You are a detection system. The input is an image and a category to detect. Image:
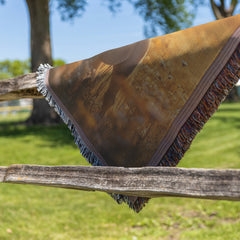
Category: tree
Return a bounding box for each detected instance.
[210,0,238,19]
[25,0,57,124]
[1,0,202,124]
[2,0,237,124]
[106,0,204,36]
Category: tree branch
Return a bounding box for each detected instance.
[0,73,43,102]
[1,164,240,200]
[220,0,225,9]
[229,0,238,15]
[210,0,237,19]
[210,0,222,19]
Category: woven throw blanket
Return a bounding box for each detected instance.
[37,15,240,212]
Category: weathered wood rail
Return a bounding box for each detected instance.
[0,73,240,202]
[0,73,42,101]
[1,164,240,200]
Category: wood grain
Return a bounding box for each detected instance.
[1,164,240,200]
[0,73,43,101]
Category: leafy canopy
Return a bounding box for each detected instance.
[56,0,205,36]
[0,0,205,36]
[0,59,65,80]
[3,0,240,38]
[55,0,240,36]
[106,0,205,36]
[0,60,29,79]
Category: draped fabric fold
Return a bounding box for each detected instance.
[37,14,240,212]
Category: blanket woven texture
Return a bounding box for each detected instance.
[37,15,240,212]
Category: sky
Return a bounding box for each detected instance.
[0,1,216,64]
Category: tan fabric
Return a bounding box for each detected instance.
[46,14,240,168]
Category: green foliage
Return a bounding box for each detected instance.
[105,0,205,36]
[56,0,88,20]
[2,0,240,37]
[0,59,65,80]
[0,60,30,79]
[0,72,11,80]
[55,0,205,36]
[3,0,233,38]
[0,103,239,239]
[132,0,204,36]
[53,58,66,67]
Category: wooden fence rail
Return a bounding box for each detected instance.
[0,73,240,202]
[1,164,240,200]
[0,73,42,101]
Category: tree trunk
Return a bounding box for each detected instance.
[25,0,61,124]
[210,0,239,102]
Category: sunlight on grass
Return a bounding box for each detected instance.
[0,103,240,239]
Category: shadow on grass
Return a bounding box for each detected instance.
[213,115,240,123]
[212,111,240,129]
[1,102,239,148]
[217,108,240,113]
[217,106,240,115]
[0,121,75,148]
[212,103,240,128]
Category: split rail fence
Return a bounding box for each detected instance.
[0,74,240,201]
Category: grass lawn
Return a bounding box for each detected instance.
[0,103,240,240]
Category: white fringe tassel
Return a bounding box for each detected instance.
[36,64,145,212]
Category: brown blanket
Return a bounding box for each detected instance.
[37,14,240,212]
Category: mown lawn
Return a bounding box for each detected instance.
[0,103,240,240]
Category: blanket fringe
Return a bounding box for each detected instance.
[36,64,144,212]
[119,44,240,212]
[37,64,103,167]
[36,44,240,213]
[160,44,240,167]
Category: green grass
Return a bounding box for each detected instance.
[0,103,240,240]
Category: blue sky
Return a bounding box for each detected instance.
[0,1,215,64]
